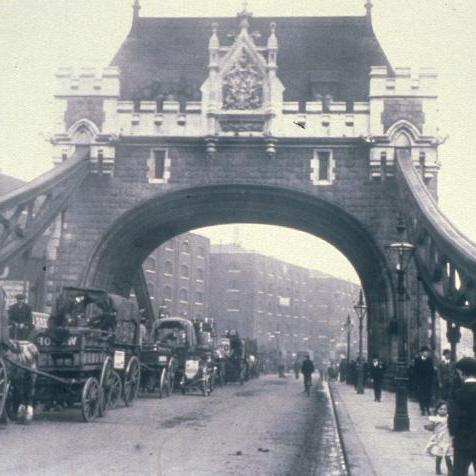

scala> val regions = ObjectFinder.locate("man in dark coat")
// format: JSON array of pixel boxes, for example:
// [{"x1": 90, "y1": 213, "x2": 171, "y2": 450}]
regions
[
  {"x1": 369, "y1": 356, "x2": 386, "y2": 402},
  {"x1": 413, "y1": 346, "x2": 435, "y2": 415},
  {"x1": 301, "y1": 354, "x2": 315, "y2": 391},
  {"x1": 8, "y1": 294, "x2": 33, "y2": 340},
  {"x1": 448, "y1": 357, "x2": 476, "y2": 476}
]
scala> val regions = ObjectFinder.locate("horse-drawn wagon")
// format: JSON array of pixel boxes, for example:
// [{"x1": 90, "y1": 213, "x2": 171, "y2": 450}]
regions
[{"x1": 0, "y1": 286, "x2": 141, "y2": 423}]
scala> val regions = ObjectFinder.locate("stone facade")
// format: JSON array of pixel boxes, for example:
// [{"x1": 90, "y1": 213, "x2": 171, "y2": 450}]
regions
[{"x1": 48, "y1": 8, "x2": 441, "y2": 363}]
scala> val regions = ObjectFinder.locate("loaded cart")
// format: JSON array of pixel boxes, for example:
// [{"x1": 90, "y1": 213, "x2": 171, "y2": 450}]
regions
[{"x1": 1, "y1": 287, "x2": 141, "y2": 423}]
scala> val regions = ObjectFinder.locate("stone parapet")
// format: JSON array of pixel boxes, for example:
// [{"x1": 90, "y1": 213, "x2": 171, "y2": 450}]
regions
[
  {"x1": 370, "y1": 66, "x2": 437, "y2": 98},
  {"x1": 55, "y1": 66, "x2": 120, "y2": 97}
]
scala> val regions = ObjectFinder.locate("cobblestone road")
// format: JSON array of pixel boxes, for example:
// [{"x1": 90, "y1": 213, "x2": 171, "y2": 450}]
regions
[{"x1": 0, "y1": 375, "x2": 347, "y2": 476}]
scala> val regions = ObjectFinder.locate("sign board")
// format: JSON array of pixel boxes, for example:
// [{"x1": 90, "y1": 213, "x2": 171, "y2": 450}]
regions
[
  {"x1": 32, "y1": 312, "x2": 49, "y2": 329},
  {"x1": 113, "y1": 350, "x2": 126, "y2": 370}
]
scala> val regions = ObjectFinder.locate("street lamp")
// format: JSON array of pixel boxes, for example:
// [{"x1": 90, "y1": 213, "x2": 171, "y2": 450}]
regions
[
  {"x1": 343, "y1": 314, "x2": 353, "y2": 384},
  {"x1": 354, "y1": 290, "x2": 367, "y2": 394},
  {"x1": 386, "y1": 217, "x2": 415, "y2": 432}
]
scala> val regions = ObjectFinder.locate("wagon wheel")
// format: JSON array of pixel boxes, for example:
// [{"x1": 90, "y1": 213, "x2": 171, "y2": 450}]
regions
[
  {"x1": 123, "y1": 356, "x2": 140, "y2": 406},
  {"x1": 106, "y1": 371, "x2": 122, "y2": 409},
  {"x1": 158, "y1": 367, "x2": 169, "y2": 399},
  {"x1": 201, "y1": 376, "x2": 210, "y2": 397},
  {"x1": 0, "y1": 358, "x2": 8, "y2": 419},
  {"x1": 98, "y1": 356, "x2": 113, "y2": 417},
  {"x1": 81, "y1": 377, "x2": 100, "y2": 423},
  {"x1": 167, "y1": 358, "x2": 176, "y2": 394}
]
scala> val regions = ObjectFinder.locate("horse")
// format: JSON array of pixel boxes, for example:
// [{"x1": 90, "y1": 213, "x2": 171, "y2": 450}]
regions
[
  {"x1": 3, "y1": 340, "x2": 39, "y2": 424},
  {"x1": 0, "y1": 286, "x2": 38, "y2": 424}
]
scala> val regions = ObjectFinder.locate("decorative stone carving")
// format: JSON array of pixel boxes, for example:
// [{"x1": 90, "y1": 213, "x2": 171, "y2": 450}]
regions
[
  {"x1": 220, "y1": 118, "x2": 264, "y2": 132},
  {"x1": 222, "y1": 49, "x2": 263, "y2": 110}
]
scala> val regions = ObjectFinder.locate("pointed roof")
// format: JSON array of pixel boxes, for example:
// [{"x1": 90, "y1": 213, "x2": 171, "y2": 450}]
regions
[{"x1": 111, "y1": 15, "x2": 391, "y2": 103}]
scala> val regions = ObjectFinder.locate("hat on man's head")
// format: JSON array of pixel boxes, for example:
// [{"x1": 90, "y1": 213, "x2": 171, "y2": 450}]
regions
[
  {"x1": 15, "y1": 294, "x2": 25, "y2": 300},
  {"x1": 420, "y1": 346, "x2": 430, "y2": 352},
  {"x1": 455, "y1": 357, "x2": 476, "y2": 376}
]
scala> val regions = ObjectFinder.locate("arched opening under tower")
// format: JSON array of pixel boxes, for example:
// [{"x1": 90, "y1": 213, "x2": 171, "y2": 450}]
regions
[{"x1": 81, "y1": 184, "x2": 396, "y2": 361}]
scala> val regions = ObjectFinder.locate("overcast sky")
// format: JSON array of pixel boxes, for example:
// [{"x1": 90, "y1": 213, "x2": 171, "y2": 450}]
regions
[{"x1": 1, "y1": 0, "x2": 476, "y2": 284}]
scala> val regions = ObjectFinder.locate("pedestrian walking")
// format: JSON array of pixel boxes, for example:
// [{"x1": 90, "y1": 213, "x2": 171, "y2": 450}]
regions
[
  {"x1": 448, "y1": 357, "x2": 476, "y2": 476},
  {"x1": 369, "y1": 356, "x2": 386, "y2": 402},
  {"x1": 301, "y1": 354, "x2": 315, "y2": 394},
  {"x1": 424, "y1": 400, "x2": 453, "y2": 475},
  {"x1": 293, "y1": 358, "x2": 300, "y2": 379},
  {"x1": 414, "y1": 346, "x2": 435, "y2": 415},
  {"x1": 8, "y1": 293, "x2": 33, "y2": 340}
]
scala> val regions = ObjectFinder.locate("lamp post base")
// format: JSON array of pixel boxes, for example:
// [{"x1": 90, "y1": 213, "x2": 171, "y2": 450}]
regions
[
  {"x1": 356, "y1": 362, "x2": 365, "y2": 394},
  {"x1": 393, "y1": 361, "x2": 410, "y2": 432}
]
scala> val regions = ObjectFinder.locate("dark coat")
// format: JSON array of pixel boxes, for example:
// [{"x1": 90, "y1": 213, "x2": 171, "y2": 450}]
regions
[
  {"x1": 369, "y1": 360, "x2": 386, "y2": 383},
  {"x1": 301, "y1": 359, "x2": 315, "y2": 376},
  {"x1": 8, "y1": 302, "x2": 33, "y2": 339},
  {"x1": 448, "y1": 381, "x2": 476, "y2": 451},
  {"x1": 413, "y1": 356, "x2": 434, "y2": 387}
]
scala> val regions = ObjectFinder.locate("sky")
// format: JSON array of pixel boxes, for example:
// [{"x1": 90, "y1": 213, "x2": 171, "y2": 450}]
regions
[{"x1": 1, "y1": 0, "x2": 476, "y2": 284}]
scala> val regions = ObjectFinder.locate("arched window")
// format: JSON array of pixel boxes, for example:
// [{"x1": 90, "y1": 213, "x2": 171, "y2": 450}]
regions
[
  {"x1": 179, "y1": 289, "x2": 188, "y2": 302},
  {"x1": 164, "y1": 261, "x2": 173, "y2": 275},
  {"x1": 163, "y1": 286, "x2": 172, "y2": 300},
  {"x1": 198, "y1": 247, "x2": 205, "y2": 258},
  {"x1": 180, "y1": 265, "x2": 189, "y2": 278},
  {"x1": 195, "y1": 292, "x2": 203, "y2": 303},
  {"x1": 197, "y1": 268, "x2": 204, "y2": 281}
]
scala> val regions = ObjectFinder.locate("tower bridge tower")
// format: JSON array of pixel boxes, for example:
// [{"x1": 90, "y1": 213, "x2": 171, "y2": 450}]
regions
[{"x1": 46, "y1": 3, "x2": 442, "y2": 362}]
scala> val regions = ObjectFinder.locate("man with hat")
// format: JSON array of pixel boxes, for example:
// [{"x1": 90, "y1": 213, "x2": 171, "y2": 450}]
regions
[
  {"x1": 448, "y1": 357, "x2": 476, "y2": 476},
  {"x1": 8, "y1": 293, "x2": 33, "y2": 340},
  {"x1": 413, "y1": 345, "x2": 435, "y2": 415}
]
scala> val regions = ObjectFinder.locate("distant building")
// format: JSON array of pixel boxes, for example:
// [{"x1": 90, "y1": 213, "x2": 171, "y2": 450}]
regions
[
  {"x1": 209, "y1": 243, "x2": 360, "y2": 356},
  {"x1": 142, "y1": 233, "x2": 210, "y2": 319}
]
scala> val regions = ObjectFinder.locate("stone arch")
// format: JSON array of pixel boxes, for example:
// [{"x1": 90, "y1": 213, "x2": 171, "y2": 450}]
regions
[
  {"x1": 67, "y1": 119, "x2": 99, "y2": 144},
  {"x1": 386, "y1": 120, "x2": 420, "y2": 146},
  {"x1": 81, "y1": 184, "x2": 396, "y2": 358}
]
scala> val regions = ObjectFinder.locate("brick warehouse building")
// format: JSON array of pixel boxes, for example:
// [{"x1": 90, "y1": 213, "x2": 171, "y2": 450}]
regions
[
  {"x1": 208, "y1": 243, "x2": 360, "y2": 354},
  {"x1": 141, "y1": 232, "x2": 210, "y2": 319},
  {"x1": 46, "y1": 3, "x2": 442, "y2": 363}
]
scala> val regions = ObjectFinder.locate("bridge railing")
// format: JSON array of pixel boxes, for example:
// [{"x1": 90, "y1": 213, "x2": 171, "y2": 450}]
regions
[
  {"x1": 396, "y1": 149, "x2": 476, "y2": 326},
  {"x1": 0, "y1": 147, "x2": 89, "y2": 268}
]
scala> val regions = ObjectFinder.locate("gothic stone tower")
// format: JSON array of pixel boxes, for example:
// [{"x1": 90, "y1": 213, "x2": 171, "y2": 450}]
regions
[{"x1": 50, "y1": 5, "x2": 440, "y2": 363}]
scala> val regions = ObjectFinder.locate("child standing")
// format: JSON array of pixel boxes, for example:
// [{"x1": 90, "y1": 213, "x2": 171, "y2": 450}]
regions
[{"x1": 425, "y1": 401, "x2": 454, "y2": 475}]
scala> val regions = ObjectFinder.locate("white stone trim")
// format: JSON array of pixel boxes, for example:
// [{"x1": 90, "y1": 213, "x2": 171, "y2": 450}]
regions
[
  {"x1": 147, "y1": 148, "x2": 171, "y2": 184},
  {"x1": 311, "y1": 148, "x2": 335, "y2": 185}
]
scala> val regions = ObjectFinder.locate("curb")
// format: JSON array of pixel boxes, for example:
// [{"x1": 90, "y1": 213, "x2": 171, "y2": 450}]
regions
[{"x1": 328, "y1": 382, "x2": 377, "y2": 476}]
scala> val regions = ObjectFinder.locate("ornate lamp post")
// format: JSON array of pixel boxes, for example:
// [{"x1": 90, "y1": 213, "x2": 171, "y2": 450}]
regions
[
  {"x1": 354, "y1": 290, "x2": 367, "y2": 394},
  {"x1": 386, "y1": 219, "x2": 415, "y2": 432},
  {"x1": 343, "y1": 314, "x2": 353, "y2": 383}
]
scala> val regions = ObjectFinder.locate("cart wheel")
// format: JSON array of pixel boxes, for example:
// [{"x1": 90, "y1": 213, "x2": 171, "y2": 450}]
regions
[
  {"x1": 99, "y1": 357, "x2": 113, "y2": 417},
  {"x1": 106, "y1": 371, "x2": 122, "y2": 409},
  {"x1": 158, "y1": 368, "x2": 169, "y2": 399},
  {"x1": 81, "y1": 377, "x2": 100, "y2": 423},
  {"x1": 201, "y1": 380, "x2": 210, "y2": 397},
  {"x1": 0, "y1": 358, "x2": 9, "y2": 422},
  {"x1": 123, "y1": 356, "x2": 140, "y2": 406}
]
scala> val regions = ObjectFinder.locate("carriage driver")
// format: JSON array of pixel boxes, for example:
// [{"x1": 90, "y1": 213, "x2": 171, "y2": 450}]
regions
[{"x1": 8, "y1": 293, "x2": 34, "y2": 341}]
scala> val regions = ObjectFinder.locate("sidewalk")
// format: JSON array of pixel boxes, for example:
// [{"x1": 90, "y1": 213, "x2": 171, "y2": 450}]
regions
[{"x1": 329, "y1": 381, "x2": 474, "y2": 476}]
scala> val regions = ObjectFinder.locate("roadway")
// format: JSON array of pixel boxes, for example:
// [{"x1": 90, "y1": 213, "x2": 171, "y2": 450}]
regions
[{"x1": 0, "y1": 375, "x2": 347, "y2": 476}]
